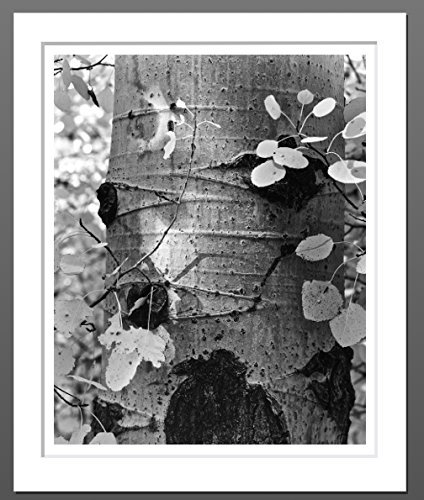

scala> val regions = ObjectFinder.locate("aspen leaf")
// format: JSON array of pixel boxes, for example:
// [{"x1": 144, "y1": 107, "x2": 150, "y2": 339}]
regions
[
  {"x1": 99, "y1": 313, "x2": 167, "y2": 391},
  {"x1": 264, "y1": 95, "x2": 282, "y2": 120},
  {"x1": 54, "y1": 436, "x2": 69, "y2": 444},
  {"x1": 251, "y1": 160, "x2": 286, "y2": 187},
  {"x1": 105, "y1": 349, "x2": 140, "y2": 391},
  {"x1": 54, "y1": 298, "x2": 93, "y2": 338},
  {"x1": 61, "y1": 59, "x2": 72, "y2": 88},
  {"x1": 256, "y1": 140, "x2": 278, "y2": 158},
  {"x1": 68, "y1": 375, "x2": 107, "y2": 391},
  {"x1": 100, "y1": 322, "x2": 166, "y2": 362},
  {"x1": 300, "y1": 136, "x2": 327, "y2": 143},
  {"x1": 356, "y1": 254, "x2": 366, "y2": 274},
  {"x1": 328, "y1": 160, "x2": 366, "y2": 184},
  {"x1": 60, "y1": 254, "x2": 85, "y2": 275},
  {"x1": 155, "y1": 325, "x2": 176, "y2": 363},
  {"x1": 168, "y1": 288, "x2": 182, "y2": 317},
  {"x1": 163, "y1": 131, "x2": 176, "y2": 159},
  {"x1": 54, "y1": 90, "x2": 72, "y2": 112},
  {"x1": 342, "y1": 112, "x2": 366, "y2": 139},
  {"x1": 329, "y1": 303, "x2": 366, "y2": 347},
  {"x1": 69, "y1": 424, "x2": 91, "y2": 444},
  {"x1": 296, "y1": 234, "x2": 334, "y2": 261},
  {"x1": 71, "y1": 75, "x2": 90, "y2": 100},
  {"x1": 344, "y1": 97, "x2": 366, "y2": 123},
  {"x1": 313, "y1": 97, "x2": 336, "y2": 117},
  {"x1": 54, "y1": 344, "x2": 75, "y2": 380},
  {"x1": 74, "y1": 55, "x2": 91, "y2": 65},
  {"x1": 273, "y1": 148, "x2": 308, "y2": 169},
  {"x1": 351, "y1": 165, "x2": 366, "y2": 180},
  {"x1": 297, "y1": 89, "x2": 314, "y2": 105},
  {"x1": 98, "y1": 86, "x2": 114, "y2": 113},
  {"x1": 302, "y1": 280, "x2": 343, "y2": 322},
  {"x1": 89, "y1": 432, "x2": 117, "y2": 445}
]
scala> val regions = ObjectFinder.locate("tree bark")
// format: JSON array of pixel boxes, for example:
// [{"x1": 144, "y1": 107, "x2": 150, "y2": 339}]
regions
[{"x1": 94, "y1": 55, "x2": 355, "y2": 444}]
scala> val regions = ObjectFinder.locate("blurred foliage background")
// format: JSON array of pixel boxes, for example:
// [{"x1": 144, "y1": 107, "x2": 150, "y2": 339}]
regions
[{"x1": 54, "y1": 54, "x2": 366, "y2": 444}]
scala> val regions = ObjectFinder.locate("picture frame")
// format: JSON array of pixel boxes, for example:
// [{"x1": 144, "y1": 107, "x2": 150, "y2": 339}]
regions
[{"x1": 13, "y1": 11, "x2": 406, "y2": 492}]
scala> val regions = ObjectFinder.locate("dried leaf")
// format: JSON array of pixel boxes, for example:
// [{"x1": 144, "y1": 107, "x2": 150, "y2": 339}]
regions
[
  {"x1": 297, "y1": 89, "x2": 314, "y2": 105},
  {"x1": 89, "y1": 432, "x2": 117, "y2": 445},
  {"x1": 251, "y1": 160, "x2": 286, "y2": 187},
  {"x1": 54, "y1": 344, "x2": 75, "y2": 380},
  {"x1": 69, "y1": 424, "x2": 91, "y2": 444},
  {"x1": 313, "y1": 97, "x2": 336, "y2": 118},
  {"x1": 302, "y1": 280, "x2": 343, "y2": 322},
  {"x1": 60, "y1": 254, "x2": 85, "y2": 275},
  {"x1": 296, "y1": 234, "x2": 334, "y2": 261},
  {"x1": 54, "y1": 298, "x2": 93, "y2": 338},
  {"x1": 264, "y1": 95, "x2": 281, "y2": 120},
  {"x1": 99, "y1": 313, "x2": 167, "y2": 391},
  {"x1": 329, "y1": 303, "x2": 366, "y2": 347}
]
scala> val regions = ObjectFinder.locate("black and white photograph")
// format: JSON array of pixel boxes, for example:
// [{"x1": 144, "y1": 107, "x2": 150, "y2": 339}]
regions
[
  {"x1": 53, "y1": 53, "x2": 367, "y2": 446},
  {"x1": 11, "y1": 10, "x2": 408, "y2": 493}
]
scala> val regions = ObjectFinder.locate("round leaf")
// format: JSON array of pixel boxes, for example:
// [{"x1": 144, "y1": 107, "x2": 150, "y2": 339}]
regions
[
  {"x1": 256, "y1": 140, "x2": 278, "y2": 158},
  {"x1": 264, "y1": 95, "x2": 282, "y2": 120},
  {"x1": 251, "y1": 160, "x2": 286, "y2": 187},
  {"x1": 356, "y1": 254, "x2": 366, "y2": 274},
  {"x1": 54, "y1": 298, "x2": 93, "y2": 338},
  {"x1": 351, "y1": 165, "x2": 366, "y2": 180},
  {"x1": 60, "y1": 254, "x2": 85, "y2": 275},
  {"x1": 329, "y1": 303, "x2": 366, "y2": 347},
  {"x1": 328, "y1": 160, "x2": 366, "y2": 184},
  {"x1": 69, "y1": 424, "x2": 92, "y2": 444},
  {"x1": 89, "y1": 432, "x2": 117, "y2": 445},
  {"x1": 313, "y1": 97, "x2": 337, "y2": 118},
  {"x1": 296, "y1": 234, "x2": 334, "y2": 261},
  {"x1": 297, "y1": 89, "x2": 314, "y2": 105},
  {"x1": 344, "y1": 97, "x2": 366, "y2": 123},
  {"x1": 71, "y1": 75, "x2": 89, "y2": 100},
  {"x1": 54, "y1": 345, "x2": 75, "y2": 380},
  {"x1": 273, "y1": 147, "x2": 308, "y2": 169},
  {"x1": 342, "y1": 112, "x2": 366, "y2": 139},
  {"x1": 302, "y1": 280, "x2": 343, "y2": 322}
]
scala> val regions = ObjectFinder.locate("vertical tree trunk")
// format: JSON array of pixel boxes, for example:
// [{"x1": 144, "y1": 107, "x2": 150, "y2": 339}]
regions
[{"x1": 95, "y1": 55, "x2": 355, "y2": 444}]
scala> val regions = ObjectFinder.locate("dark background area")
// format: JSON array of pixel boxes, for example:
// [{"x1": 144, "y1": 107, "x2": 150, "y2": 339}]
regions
[{"x1": 1, "y1": 0, "x2": 418, "y2": 497}]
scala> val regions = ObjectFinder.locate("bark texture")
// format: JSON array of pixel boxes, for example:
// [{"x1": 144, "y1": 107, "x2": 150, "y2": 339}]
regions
[{"x1": 95, "y1": 55, "x2": 354, "y2": 444}]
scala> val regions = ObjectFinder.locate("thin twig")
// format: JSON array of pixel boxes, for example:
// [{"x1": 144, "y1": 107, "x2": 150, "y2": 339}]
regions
[
  {"x1": 79, "y1": 218, "x2": 119, "y2": 266},
  {"x1": 120, "y1": 110, "x2": 198, "y2": 280}
]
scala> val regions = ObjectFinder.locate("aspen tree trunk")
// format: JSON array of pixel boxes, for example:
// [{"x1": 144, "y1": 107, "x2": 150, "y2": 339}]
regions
[{"x1": 94, "y1": 55, "x2": 355, "y2": 444}]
